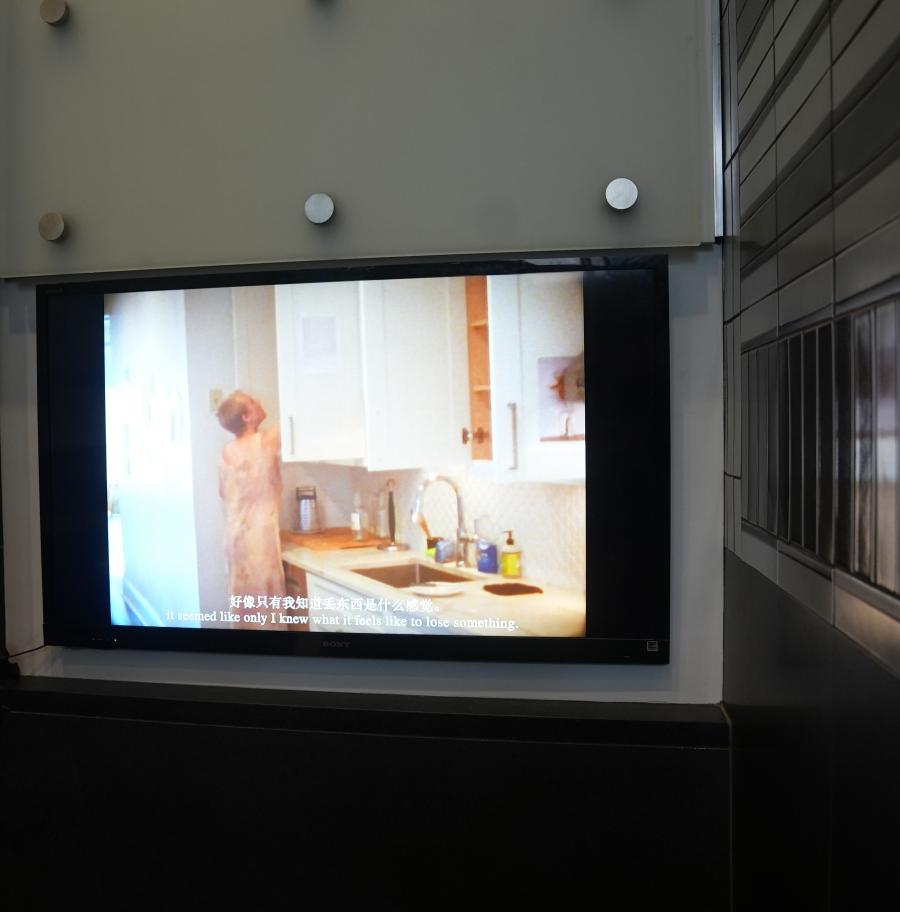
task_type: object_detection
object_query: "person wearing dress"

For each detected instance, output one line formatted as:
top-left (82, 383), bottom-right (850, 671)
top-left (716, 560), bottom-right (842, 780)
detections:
top-left (215, 391), bottom-right (285, 628)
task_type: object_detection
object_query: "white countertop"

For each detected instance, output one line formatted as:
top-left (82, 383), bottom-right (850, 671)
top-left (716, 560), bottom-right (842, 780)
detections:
top-left (282, 543), bottom-right (586, 638)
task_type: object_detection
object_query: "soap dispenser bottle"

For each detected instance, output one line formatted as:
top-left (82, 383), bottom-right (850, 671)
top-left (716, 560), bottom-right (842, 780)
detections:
top-left (500, 530), bottom-right (522, 579)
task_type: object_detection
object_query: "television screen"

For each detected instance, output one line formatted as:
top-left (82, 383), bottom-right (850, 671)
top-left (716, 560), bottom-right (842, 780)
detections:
top-left (39, 257), bottom-right (670, 663)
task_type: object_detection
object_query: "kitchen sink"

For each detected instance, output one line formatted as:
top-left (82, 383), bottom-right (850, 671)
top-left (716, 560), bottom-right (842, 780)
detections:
top-left (351, 562), bottom-right (472, 588)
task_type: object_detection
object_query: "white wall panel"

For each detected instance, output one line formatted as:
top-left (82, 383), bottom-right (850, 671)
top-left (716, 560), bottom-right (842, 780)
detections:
top-left (1, 247), bottom-right (724, 702)
top-left (0, 0), bottom-right (715, 277)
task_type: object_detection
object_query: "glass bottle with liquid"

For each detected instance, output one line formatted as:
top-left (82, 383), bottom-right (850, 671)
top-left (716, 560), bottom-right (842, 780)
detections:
top-left (500, 530), bottom-right (522, 578)
top-left (351, 491), bottom-right (368, 541)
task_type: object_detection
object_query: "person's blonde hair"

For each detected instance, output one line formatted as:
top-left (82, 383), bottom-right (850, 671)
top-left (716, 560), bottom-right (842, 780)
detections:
top-left (216, 391), bottom-right (250, 435)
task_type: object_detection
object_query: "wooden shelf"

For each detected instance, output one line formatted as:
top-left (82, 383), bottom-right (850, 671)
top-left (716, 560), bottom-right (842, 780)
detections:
top-left (465, 275), bottom-right (493, 460)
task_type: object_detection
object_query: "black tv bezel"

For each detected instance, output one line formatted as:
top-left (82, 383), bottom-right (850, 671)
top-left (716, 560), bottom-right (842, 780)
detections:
top-left (36, 254), bottom-right (670, 664)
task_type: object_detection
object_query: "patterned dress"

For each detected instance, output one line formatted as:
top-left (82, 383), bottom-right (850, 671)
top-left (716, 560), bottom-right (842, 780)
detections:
top-left (218, 432), bottom-right (285, 624)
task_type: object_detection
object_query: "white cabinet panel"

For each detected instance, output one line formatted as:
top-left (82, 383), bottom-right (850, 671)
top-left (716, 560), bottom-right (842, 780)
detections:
top-left (276, 276), bottom-right (470, 469)
top-left (304, 572), bottom-right (367, 633)
top-left (1, 0), bottom-right (714, 277)
top-left (487, 273), bottom-right (585, 482)
top-left (516, 273), bottom-right (586, 482)
top-left (276, 282), bottom-right (366, 462)
top-left (305, 571), bottom-right (410, 634)
top-left (305, 572), bottom-right (368, 605)
top-left (360, 277), bottom-right (470, 471)
top-left (486, 276), bottom-right (523, 479)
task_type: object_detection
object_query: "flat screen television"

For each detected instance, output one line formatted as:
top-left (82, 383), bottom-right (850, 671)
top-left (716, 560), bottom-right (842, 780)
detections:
top-left (37, 255), bottom-right (670, 663)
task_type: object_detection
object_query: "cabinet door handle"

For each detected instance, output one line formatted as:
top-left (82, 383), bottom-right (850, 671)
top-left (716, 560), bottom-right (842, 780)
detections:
top-left (507, 403), bottom-right (519, 470)
top-left (289, 416), bottom-right (296, 456)
top-left (461, 427), bottom-right (488, 445)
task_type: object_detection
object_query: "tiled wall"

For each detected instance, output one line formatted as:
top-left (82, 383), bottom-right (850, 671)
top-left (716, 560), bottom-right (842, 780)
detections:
top-left (722, 0), bottom-right (900, 676)
top-left (280, 461), bottom-right (587, 593)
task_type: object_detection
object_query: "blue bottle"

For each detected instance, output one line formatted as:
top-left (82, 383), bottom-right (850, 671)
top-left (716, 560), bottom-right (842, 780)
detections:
top-left (477, 540), bottom-right (499, 573)
top-left (475, 516), bottom-right (499, 573)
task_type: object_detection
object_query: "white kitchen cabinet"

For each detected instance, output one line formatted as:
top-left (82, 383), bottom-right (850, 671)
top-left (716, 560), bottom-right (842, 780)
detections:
top-left (487, 273), bottom-right (585, 483)
top-left (304, 571), bottom-right (414, 634)
top-left (275, 281), bottom-right (366, 462)
top-left (276, 276), bottom-right (470, 470)
top-left (359, 277), bottom-right (470, 471)
top-left (304, 572), bottom-right (366, 633)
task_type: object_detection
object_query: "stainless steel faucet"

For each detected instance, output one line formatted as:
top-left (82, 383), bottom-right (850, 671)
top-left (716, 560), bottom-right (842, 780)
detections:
top-left (409, 474), bottom-right (475, 568)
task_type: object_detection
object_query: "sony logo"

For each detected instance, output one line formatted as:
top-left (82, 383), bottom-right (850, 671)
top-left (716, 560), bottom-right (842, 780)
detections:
top-left (322, 640), bottom-right (351, 648)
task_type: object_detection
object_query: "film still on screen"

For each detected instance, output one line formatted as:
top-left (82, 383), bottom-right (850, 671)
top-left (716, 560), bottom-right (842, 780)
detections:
top-left (104, 272), bottom-right (587, 639)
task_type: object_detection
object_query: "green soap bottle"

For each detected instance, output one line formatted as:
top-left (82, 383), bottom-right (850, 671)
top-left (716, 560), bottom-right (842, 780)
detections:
top-left (500, 530), bottom-right (522, 579)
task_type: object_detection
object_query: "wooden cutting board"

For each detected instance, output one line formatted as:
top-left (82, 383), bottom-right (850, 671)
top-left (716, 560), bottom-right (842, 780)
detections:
top-left (280, 527), bottom-right (386, 551)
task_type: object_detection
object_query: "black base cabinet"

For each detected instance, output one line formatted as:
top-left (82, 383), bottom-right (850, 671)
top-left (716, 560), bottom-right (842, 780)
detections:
top-left (1, 679), bottom-right (730, 907)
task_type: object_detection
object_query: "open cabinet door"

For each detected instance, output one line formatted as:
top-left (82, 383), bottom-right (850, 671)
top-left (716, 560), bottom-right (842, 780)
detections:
top-left (488, 272), bottom-right (585, 483)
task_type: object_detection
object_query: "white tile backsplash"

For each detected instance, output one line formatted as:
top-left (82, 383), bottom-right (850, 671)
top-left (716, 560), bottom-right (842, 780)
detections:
top-left (279, 461), bottom-right (368, 532)
top-left (279, 461), bottom-right (586, 592)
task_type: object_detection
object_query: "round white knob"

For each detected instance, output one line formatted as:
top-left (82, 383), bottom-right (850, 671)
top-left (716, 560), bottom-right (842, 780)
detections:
top-left (304, 193), bottom-right (335, 225)
top-left (40, 0), bottom-right (69, 25)
top-left (38, 212), bottom-right (67, 242)
top-left (605, 178), bottom-right (639, 211)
